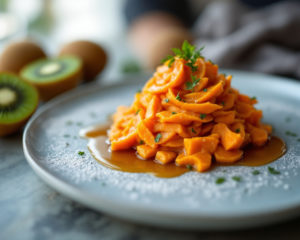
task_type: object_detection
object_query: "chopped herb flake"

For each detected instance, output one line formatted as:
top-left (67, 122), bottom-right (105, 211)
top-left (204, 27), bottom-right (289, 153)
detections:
top-left (191, 128), bottom-right (196, 134)
top-left (216, 177), bottom-right (226, 185)
top-left (200, 114), bottom-right (206, 119)
top-left (78, 151), bottom-right (85, 156)
top-left (136, 109), bottom-right (141, 115)
top-left (285, 117), bottom-right (291, 122)
top-left (176, 93), bottom-right (182, 101)
top-left (268, 167), bottom-right (280, 175)
top-left (203, 88), bottom-right (208, 92)
top-left (155, 133), bottom-right (162, 143)
top-left (232, 176), bottom-right (242, 182)
top-left (186, 165), bottom-right (193, 170)
top-left (66, 120), bottom-right (73, 125)
top-left (251, 96), bottom-right (257, 100)
top-left (297, 138), bottom-right (300, 142)
top-left (136, 89), bottom-right (142, 93)
top-left (63, 134), bottom-right (70, 138)
top-left (235, 128), bottom-right (241, 133)
top-left (164, 98), bottom-right (169, 103)
top-left (139, 140), bottom-right (144, 145)
top-left (252, 170), bottom-right (260, 175)
top-left (221, 101), bottom-right (225, 106)
top-left (286, 130), bottom-right (298, 137)
top-left (172, 112), bottom-right (177, 115)
top-left (186, 75), bottom-right (200, 91)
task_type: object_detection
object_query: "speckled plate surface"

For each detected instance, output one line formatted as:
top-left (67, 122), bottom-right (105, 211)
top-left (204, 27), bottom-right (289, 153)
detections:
top-left (23, 71), bottom-right (300, 230)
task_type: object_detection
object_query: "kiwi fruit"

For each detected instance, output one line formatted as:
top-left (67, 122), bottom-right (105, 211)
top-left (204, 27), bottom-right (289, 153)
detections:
top-left (0, 40), bottom-right (47, 73)
top-left (59, 40), bottom-right (107, 81)
top-left (0, 73), bottom-right (39, 136)
top-left (20, 56), bottom-right (82, 101)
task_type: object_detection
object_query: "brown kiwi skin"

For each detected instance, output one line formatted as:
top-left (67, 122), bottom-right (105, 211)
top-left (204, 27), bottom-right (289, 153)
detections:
top-left (0, 72), bottom-right (39, 137)
top-left (59, 40), bottom-right (107, 82)
top-left (0, 41), bottom-right (47, 74)
top-left (21, 61), bottom-right (83, 101)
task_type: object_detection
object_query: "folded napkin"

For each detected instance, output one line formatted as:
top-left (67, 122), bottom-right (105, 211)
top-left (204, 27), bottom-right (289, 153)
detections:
top-left (193, 1), bottom-right (300, 79)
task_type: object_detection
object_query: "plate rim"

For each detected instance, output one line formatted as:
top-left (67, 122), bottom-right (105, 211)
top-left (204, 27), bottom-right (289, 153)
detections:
top-left (23, 70), bottom-right (300, 230)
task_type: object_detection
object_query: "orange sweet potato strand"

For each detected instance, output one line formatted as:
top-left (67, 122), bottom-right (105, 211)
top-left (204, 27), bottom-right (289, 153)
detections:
top-left (184, 134), bottom-right (219, 155)
top-left (137, 145), bottom-right (157, 159)
top-left (212, 123), bottom-right (244, 150)
top-left (183, 81), bottom-right (224, 103)
top-left (176, 151), bottom-right (212, 172)
top-left (155, 151), bottom-right (177, 164)
top-left (109, 57), bottom-right (272, 172)
top-left (167, 89), bottom-right (222, 114)
top-left (143, 59), bottom-right (185, 93)
top-left (214, 146), bottom-right (243, 163)
top-left (137, 121), bottom-right (157, 148)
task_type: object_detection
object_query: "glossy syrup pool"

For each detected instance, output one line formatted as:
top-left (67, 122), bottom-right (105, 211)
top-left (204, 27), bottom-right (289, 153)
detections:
top-left (80, 124), bottom-right (287, 178)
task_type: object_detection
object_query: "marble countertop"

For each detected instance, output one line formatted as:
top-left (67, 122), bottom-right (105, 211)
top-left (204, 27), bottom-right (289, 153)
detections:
top-left (1, 131), bottom-right (300, 240)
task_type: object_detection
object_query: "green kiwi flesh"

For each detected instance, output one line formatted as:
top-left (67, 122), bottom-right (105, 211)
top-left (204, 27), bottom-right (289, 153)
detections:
top-left (20, 56), bottom-right (81, 83)
top-left (0, 73), bottom-right (38, 125)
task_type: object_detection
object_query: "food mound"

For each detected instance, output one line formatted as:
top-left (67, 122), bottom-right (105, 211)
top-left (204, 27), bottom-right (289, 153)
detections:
top-left (108, 41), bottom-right (271, 172)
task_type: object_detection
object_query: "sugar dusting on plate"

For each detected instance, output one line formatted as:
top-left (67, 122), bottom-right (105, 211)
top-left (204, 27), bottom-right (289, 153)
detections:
top-left (36, 97), bottom-right (300, 209)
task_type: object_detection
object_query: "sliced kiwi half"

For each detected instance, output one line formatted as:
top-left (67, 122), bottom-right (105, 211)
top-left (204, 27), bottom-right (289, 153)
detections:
top-left (0, 73), bottom-right (39, 136)
top-left (20, 56), bottom-right (82, 101)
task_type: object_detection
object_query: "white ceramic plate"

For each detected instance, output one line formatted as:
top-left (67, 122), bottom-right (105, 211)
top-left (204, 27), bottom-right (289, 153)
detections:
top-left (23, 71), bottom-right (300, 230)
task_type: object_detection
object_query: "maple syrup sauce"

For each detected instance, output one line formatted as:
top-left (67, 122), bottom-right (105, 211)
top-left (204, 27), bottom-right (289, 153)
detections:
top-left (80, 124), bottom-right (286, 178)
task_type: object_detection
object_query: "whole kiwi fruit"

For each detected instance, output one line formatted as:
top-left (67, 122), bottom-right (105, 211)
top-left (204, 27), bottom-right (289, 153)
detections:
top-left (0, 40), bottom-right (47, 73)
top-left (59, 40), bottom-right (107, 81)
top-left (0, 73), bottom-right (39, 136)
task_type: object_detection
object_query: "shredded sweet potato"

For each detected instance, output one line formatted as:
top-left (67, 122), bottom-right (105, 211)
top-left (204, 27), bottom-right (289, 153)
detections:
top-left (108, 41), bottom-right (272, 172)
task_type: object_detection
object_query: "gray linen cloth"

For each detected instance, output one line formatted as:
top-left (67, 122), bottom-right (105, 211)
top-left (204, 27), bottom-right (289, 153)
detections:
top-left (193, 1), bottom-right (300, 79)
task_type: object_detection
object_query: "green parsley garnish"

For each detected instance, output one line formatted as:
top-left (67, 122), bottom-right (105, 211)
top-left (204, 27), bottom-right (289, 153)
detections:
top-left (139, 140), bottom-right (144, 145)
top-left (200, 114), bottom-right (206, 119)
top-left (164, 98), bottom-right (169, 103)
top-left (252, 170), bottom-right (260, 175)
top-left (176, 93), bottom-right (182, 101)
top-left (76, 122), bottom-right (83, 126)
top-left (66, 120), bottom-right (73, 125)
top-left (136, 89), bottom-right (142, 93)
top-left (191, 128), bottom-right (196, 134)
top-left (186, 75), bottom-right (200, 91)
top-left (208, 59), bottom-right (215, 64)
top-left (221, 101), bottom-right (225, 106)
top-left (186, 165), bottom-right (193, 170)
top-left (78, 151), bottom-right (85, 156)
top-left (235, 128), bottom-right (240, 133)
top-left (161, 41), bottom-right (204, 71)
top-left (155, 133), bottom-right (162, 143)
top-left (172, 112), bottom-right (177, 115)
top-left (232, 176), bottom-right (242, 182)
top-left (136, 109), bottom-right (141, 115)
top-left (268, 167), bottom-right (280, 175)
top-left (63, 134), bottom-right (70, 138)
top-left (297, 138), bottom-right (300, 142)
top-left (286, 130), bottom-right (298, 137)
top-left (121, 60), bottom-right (141, 73)
top-left (251, 96), bottom-right (257, 100)
top-left (203, 88), bottom-right (208, 92)
top-left (216, 177), bottom-right (226, 185)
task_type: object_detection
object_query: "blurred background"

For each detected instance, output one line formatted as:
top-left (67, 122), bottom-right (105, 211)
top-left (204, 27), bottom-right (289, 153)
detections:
top-left (0, 0), bottom-right (299, 83)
